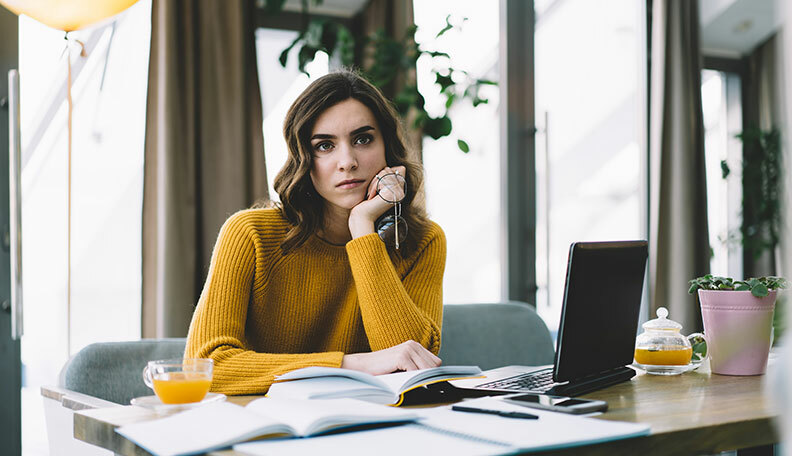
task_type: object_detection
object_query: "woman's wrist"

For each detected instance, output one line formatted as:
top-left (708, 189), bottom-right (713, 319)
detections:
top-left (348, 211), bottom-right (376, 239)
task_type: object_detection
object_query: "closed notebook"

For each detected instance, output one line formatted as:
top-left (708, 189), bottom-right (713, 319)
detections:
top-left (267, 365), bottom-right (483, 406)
top-left (116, 397), bottom-right (418, 456)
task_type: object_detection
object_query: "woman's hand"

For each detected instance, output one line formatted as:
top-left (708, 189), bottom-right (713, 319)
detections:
top-left (341, 340), bottom-right (441, 375)
top-left (348, 165), bottom-right (406, 240)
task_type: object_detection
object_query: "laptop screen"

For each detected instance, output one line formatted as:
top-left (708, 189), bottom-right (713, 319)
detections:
top-left (553, 241), bottom-right (648, 383)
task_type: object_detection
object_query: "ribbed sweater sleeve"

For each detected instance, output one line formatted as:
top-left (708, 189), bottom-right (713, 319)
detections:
top-left (185, 211), bottom-right (344, 395)
top-left (346, 223), bottom-right (446, 354)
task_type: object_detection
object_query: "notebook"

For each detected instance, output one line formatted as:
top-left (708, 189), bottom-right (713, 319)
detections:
top-left (451, 240), bottom-right (648, 397)
top-left (233, 396), bottom-right (650, 455)
top-left (116, 398), bottom-right (419, 456)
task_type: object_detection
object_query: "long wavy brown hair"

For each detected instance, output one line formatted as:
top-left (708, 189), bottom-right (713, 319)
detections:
top-left (263, 69), bottom-right (432, 256)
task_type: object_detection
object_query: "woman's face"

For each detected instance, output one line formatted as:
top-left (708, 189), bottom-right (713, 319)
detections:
top-left (309, 98), bottom-right (387, 212)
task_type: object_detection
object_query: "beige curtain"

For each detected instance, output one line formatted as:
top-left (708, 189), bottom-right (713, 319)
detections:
top-left (743, 34), bottom-right (786, 277)
top-left (357, 0), bottom-right (422, 159)
top-left (649, 0), bottom-right (709, 332)
top-left (143, 0), bottom-right (268, 338)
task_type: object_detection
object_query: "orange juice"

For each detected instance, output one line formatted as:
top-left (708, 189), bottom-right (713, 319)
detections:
top-left (634, 346), bottom-right (692, 366)
top-left (152, 372), bottom-right (212, 404)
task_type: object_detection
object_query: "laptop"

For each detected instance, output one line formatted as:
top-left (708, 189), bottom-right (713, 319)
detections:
top-left (451, 240), bottom-right (648, 397)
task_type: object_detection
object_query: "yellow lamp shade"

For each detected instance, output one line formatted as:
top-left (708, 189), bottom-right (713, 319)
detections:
top-left (0, 0), bottom-right (140, 32)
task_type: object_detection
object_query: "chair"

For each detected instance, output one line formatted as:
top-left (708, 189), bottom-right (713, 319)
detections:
top-left (44, 338), bottom-right (186, 456)
top-left (60, 338), bottom-right (187, 405)
top-left (439, 302), bottom-right (555, 370)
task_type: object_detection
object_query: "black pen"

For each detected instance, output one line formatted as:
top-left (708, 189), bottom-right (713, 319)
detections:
top-left (451, 405), bottom-right (539, 420)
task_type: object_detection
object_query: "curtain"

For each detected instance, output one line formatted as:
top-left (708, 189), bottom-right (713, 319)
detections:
top-left (142, 0), bottom-right (268, 338)
top-left (649, 0), bottom-right (709, 332)
top-left (743, 34), bottom-right (785, 277)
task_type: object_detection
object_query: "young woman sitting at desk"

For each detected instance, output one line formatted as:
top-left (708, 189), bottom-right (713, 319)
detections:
top-left (185, 70), bottom-right (447, 395)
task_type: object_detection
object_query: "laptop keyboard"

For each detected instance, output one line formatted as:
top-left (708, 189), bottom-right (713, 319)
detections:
top-left (475, 368), bottom-right (555, 392)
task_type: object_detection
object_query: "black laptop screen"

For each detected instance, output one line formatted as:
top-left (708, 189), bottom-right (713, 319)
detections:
top-left (553, 241), bottom-right (648, 383)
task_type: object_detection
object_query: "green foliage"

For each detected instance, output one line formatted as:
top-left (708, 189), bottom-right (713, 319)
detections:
top-left (688, 274), bottom-right (789, 297)
top-left (266, 4), bottom-right (494, 153)
top-left (734, 127), bottom-right (783, 260)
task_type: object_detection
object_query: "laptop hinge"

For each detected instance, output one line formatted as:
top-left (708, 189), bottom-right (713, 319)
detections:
top-left (546, 367), bottom-right (636, 397)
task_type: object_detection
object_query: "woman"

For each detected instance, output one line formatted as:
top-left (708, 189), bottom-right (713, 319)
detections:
top-left (185, 70), bottom-right (447, 395)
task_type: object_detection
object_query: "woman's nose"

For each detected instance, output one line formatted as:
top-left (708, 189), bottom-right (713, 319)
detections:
top-left (337, 143), bottom-right (358, 171)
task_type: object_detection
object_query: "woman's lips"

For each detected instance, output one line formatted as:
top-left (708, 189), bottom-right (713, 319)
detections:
top-left (336, 179), bottom-right (365, 189)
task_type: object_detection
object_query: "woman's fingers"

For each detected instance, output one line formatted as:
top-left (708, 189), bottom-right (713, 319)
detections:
top-left (407, 340), bottom-right (441, 369)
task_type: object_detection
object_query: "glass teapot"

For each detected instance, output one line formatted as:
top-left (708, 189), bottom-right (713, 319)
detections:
top-left (634, 307), bottom-right (707, 375)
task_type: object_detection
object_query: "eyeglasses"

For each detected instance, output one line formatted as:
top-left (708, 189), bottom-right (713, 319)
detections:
top-left (375, 171), bottom-right (407, 250)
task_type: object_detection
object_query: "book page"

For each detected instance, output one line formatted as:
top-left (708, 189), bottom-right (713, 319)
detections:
top-left (377, 366), bottom-right (483, 393)
top-left (233, 423), bottom-right (510, 456)
top-left (414, 397), bottom-right (650, 451)
top-left (267, 376), bottom-right (395, 404)
top-left (245, 397), bottom-right (418, 436)
top-left (116, 402), bottom-right (290, 456)
top-left (275, 367), bottom-right (389, 389)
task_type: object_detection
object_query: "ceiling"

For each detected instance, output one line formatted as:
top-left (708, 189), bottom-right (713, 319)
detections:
top-left (699, 0), bottom-right (784, 57)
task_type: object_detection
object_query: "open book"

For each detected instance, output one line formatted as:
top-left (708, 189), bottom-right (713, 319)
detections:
top-left (267, 365), bottom-right (482, 406)
top-left (116, 397), bottom-right (418, 456)
top-left (234, 396), bottom-right (651, 456)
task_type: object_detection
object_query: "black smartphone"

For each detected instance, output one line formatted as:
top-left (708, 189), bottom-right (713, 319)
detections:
top-left (502, 393), bottom-right (608, 415)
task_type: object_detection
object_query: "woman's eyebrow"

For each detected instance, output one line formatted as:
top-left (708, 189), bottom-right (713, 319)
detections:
top-left (311, 125), bottom-right (375, 141)
top-left (350, 125), bottom-right (375, 135)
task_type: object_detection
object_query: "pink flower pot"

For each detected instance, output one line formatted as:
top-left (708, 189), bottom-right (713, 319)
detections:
top-left (697, 290), bottom-right (777, 376)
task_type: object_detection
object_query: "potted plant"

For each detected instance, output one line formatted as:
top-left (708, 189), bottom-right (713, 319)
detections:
top-left (688, 275), bottom-right (789, 375)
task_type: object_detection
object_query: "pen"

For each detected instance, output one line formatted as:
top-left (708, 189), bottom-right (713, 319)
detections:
top-left (451, 405), bottom-right (539, 420)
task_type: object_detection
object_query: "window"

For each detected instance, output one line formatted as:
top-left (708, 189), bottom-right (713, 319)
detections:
top-left (534, 0), bottom-right (647, 333)
top-left (701, 69), bottom-right (743, 277)
top-left (413, 1), bottom-right (501, 303)
top-left (19, 2), bottom-right (151, 454)
top-left (254, 28), bottom-right (329, 201)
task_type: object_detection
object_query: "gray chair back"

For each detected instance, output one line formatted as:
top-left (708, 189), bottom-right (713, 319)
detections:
top-left (439, 302), bottom-right (555, 370)
top-left (60, 338), bottom-right (187, 405)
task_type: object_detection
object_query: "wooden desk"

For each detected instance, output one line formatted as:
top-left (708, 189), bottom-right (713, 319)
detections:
top-left (72, 369), bottom-right (779, 456)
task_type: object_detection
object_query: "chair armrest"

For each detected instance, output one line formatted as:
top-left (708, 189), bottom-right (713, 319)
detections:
top-left (41, 385), bottom-right (120, 411)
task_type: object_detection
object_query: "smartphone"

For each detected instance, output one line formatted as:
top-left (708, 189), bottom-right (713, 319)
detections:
top-left (502, 393), bottom-right (608, 415)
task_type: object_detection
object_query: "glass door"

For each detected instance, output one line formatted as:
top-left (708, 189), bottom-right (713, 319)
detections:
top-left (0, 6), bottom-right (21, 456)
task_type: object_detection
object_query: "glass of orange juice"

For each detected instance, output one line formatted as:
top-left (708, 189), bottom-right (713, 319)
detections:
top-left (142, 358), bottom-right (213, 404)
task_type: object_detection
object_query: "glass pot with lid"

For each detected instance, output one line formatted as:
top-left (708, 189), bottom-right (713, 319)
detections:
top-left (634, 307), bottom-right (708, 375)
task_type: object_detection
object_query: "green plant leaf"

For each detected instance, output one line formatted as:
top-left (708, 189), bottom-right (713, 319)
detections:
top-left (751, 283), bottom-right (769, 297)
top-left (436, 14), bottom-right (454, 38)
top-left (435, 73), bottom-right (454, 93)
top-left (424, 115), bottom-right (452, 140)
top-left (425, 50), bottom-right (451, 59)
top-left (261, 0), bottom-right (287, 13)
top-left (457, 139), bottom-right (470, 153)
top-left (720, 160), bottom-right (730, 179)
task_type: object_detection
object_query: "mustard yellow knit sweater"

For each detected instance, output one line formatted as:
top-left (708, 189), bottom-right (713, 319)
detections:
top-left (185, 208), bottom-right (446, 395)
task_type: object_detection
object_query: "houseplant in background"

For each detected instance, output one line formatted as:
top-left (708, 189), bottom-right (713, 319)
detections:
top-left (723, 127), bottom-right (785, 342)
top-left (688, 275), bottom-right (789, 375)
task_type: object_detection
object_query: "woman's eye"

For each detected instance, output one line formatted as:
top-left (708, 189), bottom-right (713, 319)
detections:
top-left (314, 142), bottom-right (333, 152)
top-left (355, 134), bottom-right (373, 145)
